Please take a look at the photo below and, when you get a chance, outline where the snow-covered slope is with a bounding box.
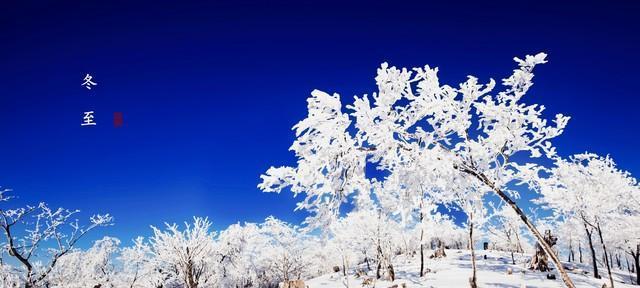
[306,250,636,287]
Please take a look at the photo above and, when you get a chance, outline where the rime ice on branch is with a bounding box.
[259,53,581,287]
[0,189,113,288]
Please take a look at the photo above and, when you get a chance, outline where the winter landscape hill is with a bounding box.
[306,250,636,288]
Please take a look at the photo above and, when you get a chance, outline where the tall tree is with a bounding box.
[260,53,576,287]
[348,56,573,287]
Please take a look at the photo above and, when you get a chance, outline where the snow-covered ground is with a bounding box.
[306,250,637,287]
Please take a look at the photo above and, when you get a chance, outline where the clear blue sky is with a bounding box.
[1,1,639,244]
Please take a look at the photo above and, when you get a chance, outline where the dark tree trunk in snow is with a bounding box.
[387,264,395,282]
[568,238,575,262]
[376,242,382,279]
[579,243,583,263]
[529,230,557,272]
[568,241,572,262]
[420,242,425,276]
[365,255,371,271]
[595,221,614,288]
[419,200,426,277]
[631,244,640,285]
[460,168,576,288]
[468,213,477,288]
[584,223,601,279]
[342,255,347,277]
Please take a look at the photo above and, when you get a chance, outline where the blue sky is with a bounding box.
[1,1,639,245]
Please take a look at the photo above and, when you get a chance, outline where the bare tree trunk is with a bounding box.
[514,229,524,254]
[419,200,425,277]
[376,210,383,280]
[632,244,640,285]
[625,255,634,285]
[584,223,600,279]
[185,256,198,288]
[462,169,576,288]
[376,239,382,279]
[364,254,371,271]
[579,242,583,263]
[384,245,396,282]
[529,230,557,272]
[596,221,614,288]
[4,226,38,288]
[387,263,395,282]
[569,237,575,262]
[420,242,425,276]
[342,254,347,277]
[468,212,477,288]
[568,239,572,262]
[128,269,139,288]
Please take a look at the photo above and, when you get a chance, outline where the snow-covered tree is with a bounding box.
[47,237,120,288]
[536,153,640,287]
[0,260,21,288]
[352,53,575,285]
[612,213,640,285]
[259,53,577,287]
[330,208,400,282]
[372,156,454,277]
[554,217,584,264]
[258,90,371,231]
[215,222,267,287]
[260,216,308,283]
[118,236,165,288]
[0,189,113,288]
[486,203,527,264]
[147,217,217,288]
[215,217,319,288]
